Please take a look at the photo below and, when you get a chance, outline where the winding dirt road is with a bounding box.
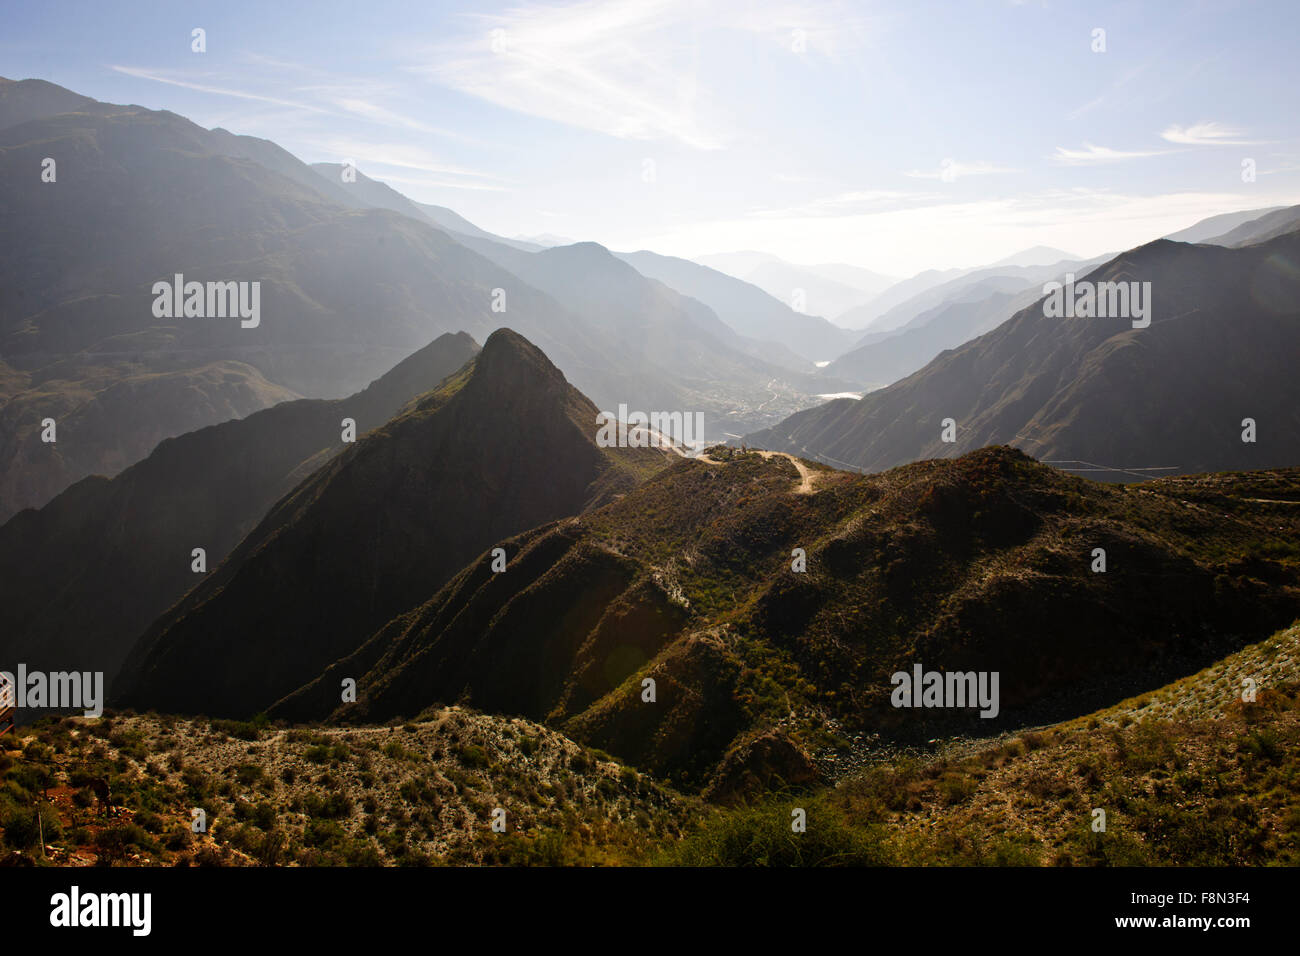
[627,426,818,495]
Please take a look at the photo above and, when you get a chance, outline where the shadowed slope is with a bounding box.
[114,329,670,717]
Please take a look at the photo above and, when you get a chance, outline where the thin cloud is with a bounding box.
[1052,143,1174,165]
[110,65,329,114]
[299,137,510,185]
[411,0,726,150]
[113,65,476,143]
[1161,121,1267,146]
[317,94,474,141]
[411,0,880,149]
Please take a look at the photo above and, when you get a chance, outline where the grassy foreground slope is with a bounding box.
[0,708,692,866]
[2,621,1295,866]
[666,621,1300,866]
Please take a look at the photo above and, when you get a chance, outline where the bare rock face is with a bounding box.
[705,730,818,805]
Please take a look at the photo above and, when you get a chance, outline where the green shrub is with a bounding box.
[665,802,892,867]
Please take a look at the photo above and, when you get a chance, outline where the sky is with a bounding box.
[3,0,1299,276]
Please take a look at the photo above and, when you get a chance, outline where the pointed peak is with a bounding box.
[474,328,569,387]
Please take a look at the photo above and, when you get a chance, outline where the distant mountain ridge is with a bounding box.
[1162,205,1289,244]
[0,77,844,520]
[823,257,1112,388]
[1212,204,1300,247]
[748,227,1300,479]
[613,249,857,363]
[695,251,898,324]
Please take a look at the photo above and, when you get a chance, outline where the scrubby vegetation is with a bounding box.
[3,622,1296,866]
[3,453,1296,867]
[311,449,1300,795]
[0,706,693,866]
[665,623,1300,866]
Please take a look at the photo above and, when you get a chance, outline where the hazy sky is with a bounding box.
[5,0,1299,276]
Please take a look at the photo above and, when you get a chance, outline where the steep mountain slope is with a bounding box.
[307,161,428,219]
[0,361,300,526]
[0,331,479,688]
[113,329,671,717]
[0,91,355,520]
[670,618,1300,865]
[414,201,543,251]
[307,162,540,253]
[296,168,849,434]
[270,446,1300,792]
[1213,204,1300,247]
[613,249,855,364]
[0,83,612,516]
[1163,205,1287,244]
[0,76,105,127]
[0,78,843,517]
[823,282,1028,388]
[748,230,1300,478]
[303,166,835,417]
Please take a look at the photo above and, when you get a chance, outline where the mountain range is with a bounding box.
[110,353,1300,789]
[113,329,670,716]
[2,72,1298,820]
[696,251,899,324]
[0,77,858,521]
[0,330,479,688]
[748,224,1300,479]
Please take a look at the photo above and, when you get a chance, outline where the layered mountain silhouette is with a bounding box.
[435,229,858,421]
[1209,204,1300,247]
[845,255,1111,348]
[824,281,1032,389]
[0,77,851,518]
[613,249,855,365]
[1162,205,1288,244]
[822,253,1123,389]
[308,163,544,252]
[113,329,670,717]
[748,227,1300,478]
[0,80,545,516]
[696,251,897,323]
[0,331,479,689]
